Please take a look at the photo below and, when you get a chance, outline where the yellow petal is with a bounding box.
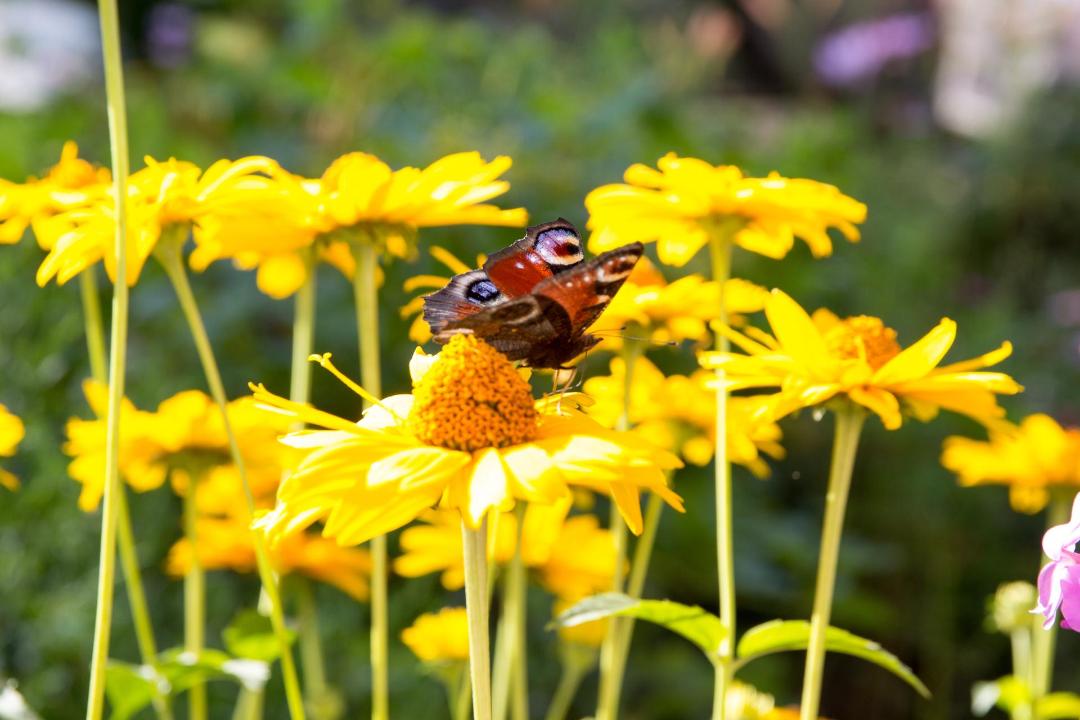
[872,318,956,385]
[764,290,832,377]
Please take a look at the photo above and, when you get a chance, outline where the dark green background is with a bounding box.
[1,1,1079,718]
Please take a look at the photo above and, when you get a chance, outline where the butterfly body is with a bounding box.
[423,219,642,368]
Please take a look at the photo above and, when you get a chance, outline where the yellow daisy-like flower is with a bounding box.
[401,246,487,344]
[0,141,110,246]
[395,500,617,600]
[942,414,1080,513]
[0,404,25,491]
[586,153,867,266]
[700,289,1022,429]
[191,152,527,299]
[254,335,683,548]
[589,256,769,351]
[584,356,784,476]
[402,607,471,663]
[165,515,372,600]
[35,155,291,287]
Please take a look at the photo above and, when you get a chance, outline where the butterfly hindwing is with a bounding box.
[531,242,643,331]
[422,269,505,336]
[483,218,584,297]
[431,295,571,362]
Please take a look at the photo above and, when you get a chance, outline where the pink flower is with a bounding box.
[1035,493,1080,630]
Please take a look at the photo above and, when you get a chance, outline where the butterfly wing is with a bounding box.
[422,269,506,337]
[430,294,570,363]
[482,218,584,297]
[530,241,643,333]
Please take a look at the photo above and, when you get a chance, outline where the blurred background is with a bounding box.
[1,0,1079,717]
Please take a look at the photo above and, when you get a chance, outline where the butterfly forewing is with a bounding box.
[483,218,584,297]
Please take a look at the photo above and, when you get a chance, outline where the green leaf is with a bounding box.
[223,609,294,662]
[554,593,726,658]
[1037,691,1080,719]
[157,647,270,692]
[972,676,1031,716]
[104,662,159,720]
[736,620,930,699]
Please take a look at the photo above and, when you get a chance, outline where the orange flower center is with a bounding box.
[824,315,900,370]
[408,335,538,451]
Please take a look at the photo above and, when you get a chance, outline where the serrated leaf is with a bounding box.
[554,593,726,658]
[1037,691,1080,719]
[105,662,159,720]
[736,620,930,698]
[223,609,294,662]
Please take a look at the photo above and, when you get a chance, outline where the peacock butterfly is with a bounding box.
[422,218,643,368]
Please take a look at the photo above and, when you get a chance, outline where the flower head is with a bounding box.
[35,155,291,286]
[588,257,769,351]
[165,515,371,600]
[0,404,24,491]
[402,607,470,663]
[586,153,867,266]
[943,414,1080,513]
[584,356,784,474]
[700,289,1021,429]
[0,141,110,245]
[1036,493,1080,631]
[254,336,682,547]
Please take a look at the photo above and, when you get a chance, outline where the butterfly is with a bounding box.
[422,218,643,369]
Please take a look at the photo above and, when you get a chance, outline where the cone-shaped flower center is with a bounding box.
[824,315,901,370]
[408,335,538,451]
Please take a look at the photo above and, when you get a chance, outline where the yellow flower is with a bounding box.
[165,515,372,600]
[401,607,471,663]
[191,152,527,299]
[401,246,486,344]
[0,141,110,245]
[584,356,784,476]
[589,257,769,351]
[700,289,1022,430]
[395,500,617,601]
[942,414,1080,513]
[0,404,25,491]
[254,335,683,549]
[586,153,867,266]
[35,155,291,287]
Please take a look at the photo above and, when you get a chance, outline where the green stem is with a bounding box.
[509,505,529,720]
[491,581,512,720]
[86,1,130,716]
[155,240,306,720]
[712,662,733,720]
[595,343,642,720]
[798,405,866,720]
[1032,496,1071,698]
[454,665,473,720]
[1009,627,1033,720]
[80,271,172,720]
[462,518,492,720]
[350,237,389,720]
[709,233,734,720]
[184,479,207,720]
[231,687,265,720]
[543,661,589,720]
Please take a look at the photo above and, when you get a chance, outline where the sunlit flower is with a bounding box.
[942,414,1080,513]
[255,336,682,549]
[586,153,867,266]
[0,141,109,245]
[192,152,528,298]
[395,500,617,600]
[401,246,486,343]
[700,289,1021,429]
[35,154,291,286]
[165,515,371,600]
[588,256,769,351]
[402,607,471,662]
[584,356,784,475]
[0,404,25,491]
[1035,492,1080,631]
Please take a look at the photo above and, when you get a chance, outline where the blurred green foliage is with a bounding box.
[1,1,1079,718]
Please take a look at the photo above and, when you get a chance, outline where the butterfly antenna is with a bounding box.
[591,326,679,349]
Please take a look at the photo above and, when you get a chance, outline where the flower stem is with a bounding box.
[595,342,642,720]
[351,237,389,720]
[798,405,866,720]
[543,659,589,720]
[453,665,473,720]
[156,240,306,720]
[86,0,130,716]
[80,271,171,720]
[1009,627,1033,720]
[231,687,264,720]
[709,233,734,720]
[184,478,207,720]
[462,518,492,720]
[1032,496,1071,699]
[509,505,529,720]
